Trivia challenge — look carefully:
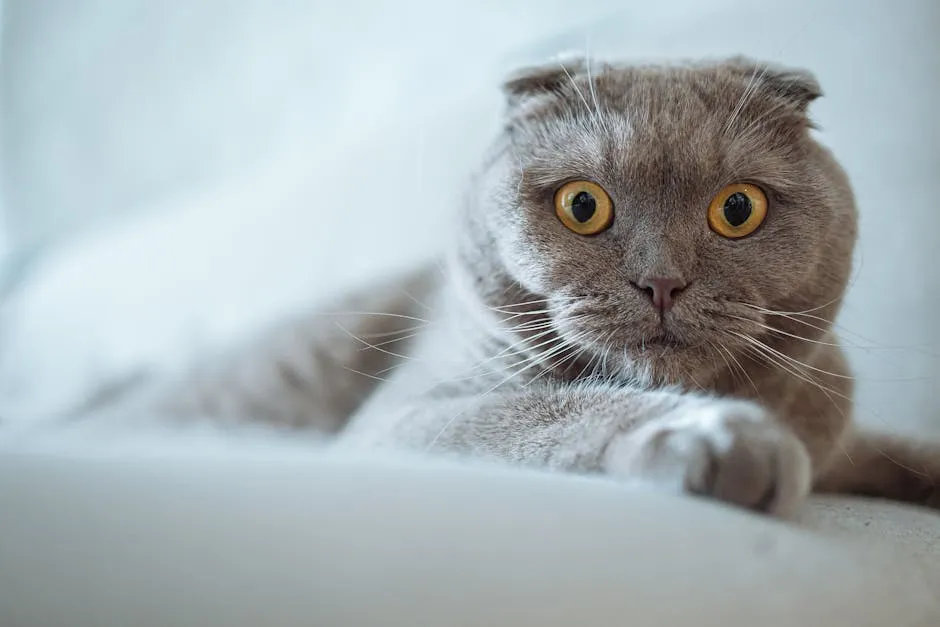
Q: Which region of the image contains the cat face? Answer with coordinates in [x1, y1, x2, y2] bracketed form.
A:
[461, 58, 857, 385]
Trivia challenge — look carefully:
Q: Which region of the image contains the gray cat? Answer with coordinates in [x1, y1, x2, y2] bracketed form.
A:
[102, 56, 939, 515]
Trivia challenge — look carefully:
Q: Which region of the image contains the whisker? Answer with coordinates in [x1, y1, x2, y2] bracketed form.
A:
[318, 311, 431, 324]
[333, 321, 414, 361]
[502, 320, 557, 334]
[523, 332, 590, 388]
[730, 330, 854, 382]
[588, 332, 616, 381]
[584, 48, 610, 136]
[417, 333, 569, 390]
[341, 365, 394, 383]
[559, 61, 600, 132]
[747, 296, 845, 318]
[716, 311, 843, 347]
[353, 324, 430, 340]
[466, 314, 594, 377]
[399, 288, 433, 312]
[575, 343, 602, 381]
[734, 338, 859, 464]
[366, 331, 426, 349]
[722, 344, 761, 399]
[732, 333, 851, 404]
[498, 305, 575, 319]
[733, 332, 900, 443]
[724, 63, 768, 135]
[684, 365, 706, 392]
[599, 329, 617, 380]
[374, 362, 407, 377]
[732, 98, 798, 144]
[734, 302, 899, 350]
[424, 332, 585, 449]
[467, 327, 563, 372]
[487, 297, 568, 312]
[709, 340, 741, 386]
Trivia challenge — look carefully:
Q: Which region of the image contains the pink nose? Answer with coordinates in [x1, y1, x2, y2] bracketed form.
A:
[636, 277, 687, 312]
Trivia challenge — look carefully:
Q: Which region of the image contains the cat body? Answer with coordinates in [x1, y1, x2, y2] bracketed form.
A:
[98, 57, 939, 514]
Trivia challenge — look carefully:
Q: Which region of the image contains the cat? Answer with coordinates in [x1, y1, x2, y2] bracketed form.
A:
[91, 56, 939, 516]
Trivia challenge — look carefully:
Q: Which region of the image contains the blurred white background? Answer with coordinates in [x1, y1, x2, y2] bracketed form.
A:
[0, 0, 938, 435]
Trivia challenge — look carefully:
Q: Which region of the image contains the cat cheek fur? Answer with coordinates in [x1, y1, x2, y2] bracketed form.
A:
[492, 204, 557, 296]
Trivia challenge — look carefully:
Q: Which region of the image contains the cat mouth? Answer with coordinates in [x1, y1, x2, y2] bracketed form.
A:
[632, 331, 685, 351]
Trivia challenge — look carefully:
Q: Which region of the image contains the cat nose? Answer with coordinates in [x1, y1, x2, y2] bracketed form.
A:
[634, 277, 687, 313]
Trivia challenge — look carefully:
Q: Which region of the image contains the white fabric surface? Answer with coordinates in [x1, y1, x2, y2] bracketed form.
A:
[0, 432, 938, 627]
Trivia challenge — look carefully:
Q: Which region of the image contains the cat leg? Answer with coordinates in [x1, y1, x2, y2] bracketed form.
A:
[341, 384, 811, 516]
[815, 431, 940, 509]
[78, 270, 435, 431]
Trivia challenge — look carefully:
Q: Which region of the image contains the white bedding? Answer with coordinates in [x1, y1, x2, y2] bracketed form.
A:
[1, 432, 938, 627]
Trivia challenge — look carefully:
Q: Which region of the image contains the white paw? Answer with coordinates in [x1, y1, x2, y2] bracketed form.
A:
[604, 400, 811, 516]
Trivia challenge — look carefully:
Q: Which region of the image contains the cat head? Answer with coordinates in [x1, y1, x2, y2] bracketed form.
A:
[455, 57, 857, 387]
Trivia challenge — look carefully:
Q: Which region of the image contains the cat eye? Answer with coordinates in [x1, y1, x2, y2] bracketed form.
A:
[554, 180, 614, 235]
[707, 183, 768, 238]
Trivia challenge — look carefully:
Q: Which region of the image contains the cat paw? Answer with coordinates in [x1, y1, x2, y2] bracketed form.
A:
[603, 400, 811, 516]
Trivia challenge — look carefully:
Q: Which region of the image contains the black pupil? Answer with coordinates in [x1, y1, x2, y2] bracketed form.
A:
[571, 191, 596, 223]
[723, 192, 752, 227]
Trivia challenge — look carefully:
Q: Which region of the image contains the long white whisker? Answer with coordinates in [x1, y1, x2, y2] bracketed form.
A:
[724, 63, 766, 135]
[575, 343, 602, 381]
[732, 331, 854, 381]
[731, 332, 851, 400]
[710, 341, 740, 386]
[334, 321, 414, 361]
[559, 62, 600, 132]
[525, 337, 588, 387]
[503, 320, 558, 333]
[522, 332, 591, 387]
[584, 47, 609, 136]
[736, 339, 857, 469]
[735, 302, 884, 348]
[319, 311, 430, 324]
[743, 297, 842, 318]
[424, 332, 587, 450]
[722, 344, 761, 399]
[720, 312, 843, 347]
[487, 297, 569, 312]
[366, 331, 426, 350]
[399, 288, 433, 312]
[354, 323, 430, 340]
[498, 305, 575, 320]
[467, 314, 594, 377]
[341, 365, 395, 383]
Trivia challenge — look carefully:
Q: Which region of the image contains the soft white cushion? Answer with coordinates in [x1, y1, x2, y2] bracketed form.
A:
[0, 431, 937, 627]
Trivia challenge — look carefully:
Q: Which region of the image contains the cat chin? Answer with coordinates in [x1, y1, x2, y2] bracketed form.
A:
[623, 344, 719, 389]
[559, 338, 714, 389]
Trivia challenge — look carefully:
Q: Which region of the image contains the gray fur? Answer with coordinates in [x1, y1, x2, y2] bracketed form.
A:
[93, 57, 939, 515]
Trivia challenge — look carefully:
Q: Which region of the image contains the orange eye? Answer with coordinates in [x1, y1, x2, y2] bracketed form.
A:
[707, 183, 768, 238]
[554, 180, 614, 235]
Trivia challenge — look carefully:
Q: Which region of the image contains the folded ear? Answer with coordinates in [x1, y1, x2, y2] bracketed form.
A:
[502, 58, 587, 102]
[501, 57, 590, 117]
[724, 56, 822, 111]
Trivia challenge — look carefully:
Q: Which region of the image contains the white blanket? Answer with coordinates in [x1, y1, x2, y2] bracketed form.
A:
[0, 432, 938, 627]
